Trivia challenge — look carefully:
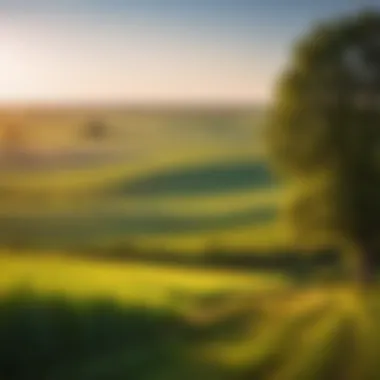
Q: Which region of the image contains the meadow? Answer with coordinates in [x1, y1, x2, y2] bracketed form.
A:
[0, 253, 378, 380]
[0, 105, 289, 252]
[0, 106, 365, 380]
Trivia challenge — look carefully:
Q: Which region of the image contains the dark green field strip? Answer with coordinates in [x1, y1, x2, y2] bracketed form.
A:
[48, 340, 185, 380]
[0, 207, 276, 249]
[0, 158, 280, 249]
[0, 292, 188, 380]
[107, 160, 278, 197]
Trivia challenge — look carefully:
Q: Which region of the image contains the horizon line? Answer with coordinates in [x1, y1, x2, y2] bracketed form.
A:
[0, 99, 270, 111]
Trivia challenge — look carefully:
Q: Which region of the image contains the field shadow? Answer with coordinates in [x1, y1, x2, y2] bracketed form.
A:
[0, 206, 277, 250]
[0, 284, 364, 380]
[0, 289, 194, 380]
[109, 160, 278, 197]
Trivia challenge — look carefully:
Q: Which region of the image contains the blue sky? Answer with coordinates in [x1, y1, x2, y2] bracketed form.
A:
[0, 0, 379, 104]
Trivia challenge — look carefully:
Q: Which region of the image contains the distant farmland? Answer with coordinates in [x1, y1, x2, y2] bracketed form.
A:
[0, 105, 287, 252]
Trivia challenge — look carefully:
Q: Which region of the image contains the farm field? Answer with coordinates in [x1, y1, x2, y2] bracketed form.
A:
[0, 106, 289, 252]
[0, 106, 362, 380]
[1, 3, 379, 380]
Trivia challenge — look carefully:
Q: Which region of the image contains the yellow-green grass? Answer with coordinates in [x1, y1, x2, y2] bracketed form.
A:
[0, 187, 284, 217]
[94, 220, 291, 253]
[0, 107, 266, 194]
[190, 286, 380, 380]
[0, 111, 278, 252]
[1, 272, 378, 380]
[1, 245, 378, 379]
[0, 253, 289, 308]
[197, 289, 333, 368]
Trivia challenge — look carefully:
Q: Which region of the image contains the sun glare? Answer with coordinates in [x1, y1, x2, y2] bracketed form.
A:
[0, 32, 28, 101]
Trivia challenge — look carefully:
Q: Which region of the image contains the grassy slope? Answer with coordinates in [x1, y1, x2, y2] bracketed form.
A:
[0, 253, 288, 307]
[0, 109, 290, 251]
[1, 110, 374, 379]
[0, 149, 287, 251]
[1, 253, 379, 380]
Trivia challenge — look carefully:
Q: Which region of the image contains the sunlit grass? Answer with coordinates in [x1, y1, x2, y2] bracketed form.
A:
[198, 291, 330, 368]
[2, 109, 376, 379]
[94, 220, 291, 253]
[0, 253, 288, 308]
[0, 111, 274, 253]
[270, 308, 344, 380]
[0, 250, 377, 380]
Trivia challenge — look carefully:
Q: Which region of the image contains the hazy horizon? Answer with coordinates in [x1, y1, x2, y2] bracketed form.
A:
[1, 0, 379, 105]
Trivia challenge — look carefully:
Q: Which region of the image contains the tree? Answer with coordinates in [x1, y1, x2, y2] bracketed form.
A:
[267, 10, 380, 284]
[84, 120, 107, 141]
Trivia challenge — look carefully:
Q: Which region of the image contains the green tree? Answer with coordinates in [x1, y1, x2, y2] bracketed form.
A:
[267, 10, 380, 284]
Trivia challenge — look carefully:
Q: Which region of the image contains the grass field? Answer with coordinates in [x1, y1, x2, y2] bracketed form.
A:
[0, 106, 289, 251]
[0, 253, 379, 380]
[0, 253, 289, 307]
[0, 107, 364, 380]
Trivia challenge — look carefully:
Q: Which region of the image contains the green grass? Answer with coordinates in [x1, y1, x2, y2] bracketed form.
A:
[0, 156, 285, 250]
[109, 160, 276, 197]
[96, 219, 290, 253]
[1, 254, 379, 380]
[0, 106, 376, 379]
[0, 108, 278, 251]
[0, 155, 287, 251]
[0, 253, 289, 307]
[0, 143, 258, 193]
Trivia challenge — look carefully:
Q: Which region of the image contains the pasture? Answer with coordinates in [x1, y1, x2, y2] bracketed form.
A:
[0, 253, 289, 307]
[0, 106, 290, 252]
[0, 253, 379, 380]
[0, 106, 359, 380]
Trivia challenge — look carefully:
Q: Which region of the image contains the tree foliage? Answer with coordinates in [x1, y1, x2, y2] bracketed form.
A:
[267, 10, 380, 278]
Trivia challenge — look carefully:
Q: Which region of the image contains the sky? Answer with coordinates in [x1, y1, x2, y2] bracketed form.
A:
[0, 0, 379, 105]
